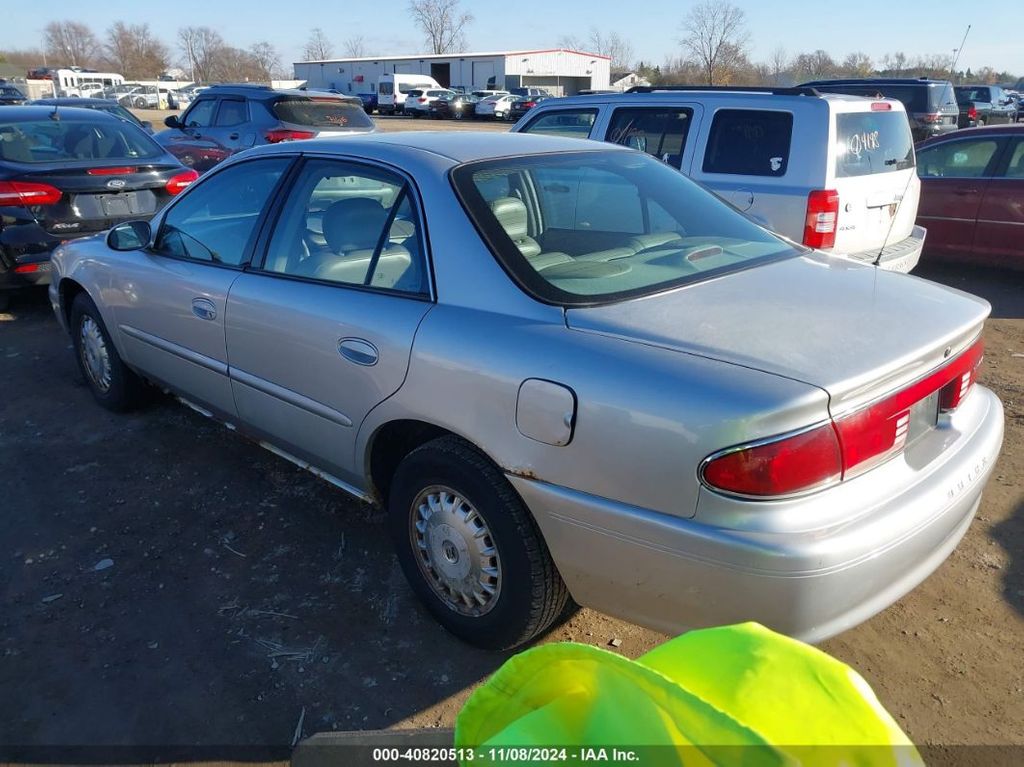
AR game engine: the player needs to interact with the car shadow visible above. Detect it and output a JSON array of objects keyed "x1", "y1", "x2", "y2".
[
  {"x1": 914, "y1": 263, "x2": 1024, "y2": 320},
  {"x1": 992, "y1": 499, "x2": 1024, "y2": 620},
  {"x1": 0, "y1": 289, "x2": 533, "y2": 763}
]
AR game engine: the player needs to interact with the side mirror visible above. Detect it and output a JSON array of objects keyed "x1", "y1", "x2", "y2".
[
  {"x1": 164, "y1": 115, "x2": 181, "y2": 129},
  {"x1": 107, "y1": 220, "x2": 152, "y2": 252},
  {"x1": 141, "y1": 120, "x2": 153, "y2": 133}
]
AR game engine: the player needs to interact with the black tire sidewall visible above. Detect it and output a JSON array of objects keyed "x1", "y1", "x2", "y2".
[
  {"x1": 70, "y1": 293, "x2": 139, "y2": 411},
  {"x1": 389, "y1": 441, "x2": 553, "y2": 650}
]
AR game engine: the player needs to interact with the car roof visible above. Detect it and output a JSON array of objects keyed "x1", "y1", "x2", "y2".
[
  {"x1": 261, "y1": 130, "x2": 629, "y2": 164},
  {"x1": 0, "y1": 105, "x2": 124, "y2": 122},
  {"x1": 31, "y1": 98, "x2": 120, "y2": 106},
  {"x1": 531, "y1": 89, "x2": 884, "y2": 108},
  {"x1": 198, "y1": 84, "x2": 361, "y2": 102},
  {"x1": 803, "y1": 78, "x2": 951, "y2": 86},
  {"x1": 918, "y1": 123, "x2": 1024, "y2": 146}
]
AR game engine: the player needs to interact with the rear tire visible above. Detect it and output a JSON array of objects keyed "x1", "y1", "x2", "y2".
[
  {"x1": 70, "y1": 293, "x2": 146, "y2": 412},
  {"x1": 388, "y1": 436, "x2": 568, "y2": 651}
]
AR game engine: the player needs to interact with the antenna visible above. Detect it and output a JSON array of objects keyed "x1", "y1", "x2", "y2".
[
  {"x1": 949, "y1": 25, "x2": 971, "y2": 80},
  {"x1": 49, "y1": 103, "x2": 60, "y2": 121}
]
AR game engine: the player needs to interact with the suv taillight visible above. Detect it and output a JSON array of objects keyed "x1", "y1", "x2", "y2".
[
  {"x1": 165, "y1": 169, "x2": 199, "y2": 195},
  {"x1": 0, "y1": 180, "x2": 62, "y2": 206},
  {"x1": 265, "y1": 129, "x2": 315, "y2": 143},
  {"x1": 702, "y1": 339, "x2": 985, "y2": 497},
  {"x1": 803, "y1": 190, "x2": 839, "y2": 249},
  {"x1": 967, "y1": 105, "x2": 978, "y2": 121},
  {"x1": 921, "y1": 113, "x2": 943, "y2": 123}
]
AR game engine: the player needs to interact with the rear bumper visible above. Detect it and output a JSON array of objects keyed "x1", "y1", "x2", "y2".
[
  {"x1": 844, "y1": 224, "x2": 925, "y2": 274},
  {"x1": 511, "y1": 385, "x2": 1003, "y2": 643}
]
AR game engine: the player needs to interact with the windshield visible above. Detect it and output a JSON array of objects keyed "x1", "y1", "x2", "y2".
[
  {"x1": 0, "y1": 117, "x2": 162, "y2": 163},
  {"x1": 834, "y1": 111, "x2": 915, "y2": 177},
  {"x1": 452, "y1": 151, "x2": 798, "y2": 305},
  {"x1": 272, "y1": 98, "x2": 373, "y2": 129}
]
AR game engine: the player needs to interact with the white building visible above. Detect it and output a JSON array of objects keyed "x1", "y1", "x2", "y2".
[{"x1": 294, "y1": 49, "x2": 611, "y2": 97}]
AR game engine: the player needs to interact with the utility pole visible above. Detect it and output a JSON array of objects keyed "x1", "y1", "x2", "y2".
[{"x1": 949, "y1": 25, "x2": 971, "y2": 82}]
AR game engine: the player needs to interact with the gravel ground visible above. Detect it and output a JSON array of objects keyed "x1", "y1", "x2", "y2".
[{"x1": 0, "y1": 129, "x2": 1021, "y2": 762}]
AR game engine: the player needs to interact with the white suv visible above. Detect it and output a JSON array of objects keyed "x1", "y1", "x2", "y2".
[
  {"x1": 405, "y1": 88, "x2": 455, "y2": 118},
  {"x1": 512, "y1": 86, "x2": 925, "y2": 272}
]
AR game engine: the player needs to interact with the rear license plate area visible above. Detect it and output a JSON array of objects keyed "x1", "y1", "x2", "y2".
[
  {"x1": 906, "y1": 390, "x2": 940, "y2": 446},
  {"x1": 74, "y1": 190, "x2": 157, "y2": 220},
  {"x1": 100, "y1": 194, "x2": 132, "y2": 216}
]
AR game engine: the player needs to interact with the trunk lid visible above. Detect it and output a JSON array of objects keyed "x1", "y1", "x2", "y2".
[{"x1": 565, "y1": 254, "x2": 989, "y2": 413}]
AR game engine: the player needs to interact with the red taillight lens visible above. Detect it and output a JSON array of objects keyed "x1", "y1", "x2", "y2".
[
  {"x1": 803, "y1": 189, "x2": 839, "y2": 249},
  {"x1": 87, "y1": 167, "x2": 137, "y2": 176},
  {"x1": 13, "y1": 262, "x2": 42, "y2": 273},
  {"x1": 703, "y1": 339, "x2": 985, "y2": 497},
  {"x1": 264, "y1": 129, "x2": 315, "y2": 143},
  {"x1": 871, "y1": 101, "x2": 891, "y2": 111},
  {"x1": 921, "y1": 113, "x2": 943, "y2": 123},
  {"x1": 0, "y1": 180, "x2": 62, "y2": 206},
  {"x1": 165, "y1": 169, "x2": 199, "y2": 196},
  {"x1": 967, "y1": 105, "x2": 978, "y2": 121},
  {"x1": 418, "y1": 97, "x2": 427, "y2": 103},
  {"x1": 702, "y1": 423, "x2": 843, "y2": 497}
]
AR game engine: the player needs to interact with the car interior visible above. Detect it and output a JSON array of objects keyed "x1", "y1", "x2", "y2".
[{"x1": 471, "y1": 161, "x2": 786, "y2": 296}]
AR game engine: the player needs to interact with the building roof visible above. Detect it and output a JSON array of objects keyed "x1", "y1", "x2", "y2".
[{"x1": 295, "y1": 48, "x2": 612, "y2": 65}]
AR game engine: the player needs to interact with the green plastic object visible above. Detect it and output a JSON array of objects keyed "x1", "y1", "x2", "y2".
[{"x1": 456, "y1": 622, "x2": 923, "y2": 766}]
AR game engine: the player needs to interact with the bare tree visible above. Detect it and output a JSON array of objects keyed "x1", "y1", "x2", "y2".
[
  {"x1": 768, "y1": 46, "x2": 790, "y2": 85},
  {"x1": 104, "y1": 23, "x2": 169, "y2": 79},
  {"x1": 881, "y1": 51, "x2": 908, "y2": 75},
  {"x1": 792, "y1": 49, "x2": 838, "y2": 82},
  {"x1": 559, "y1": 29, "x2": 634, "y2": 71},
  {"x1": 249, "y1": 41, "x2": 281, "y2": 79},
  {"x1": 678, "y1": 1, "x2": 749, "y2": 85},
  {"x1": 302, "y1": 27, "x2": 333, "y2": 60},
  {"x1": 343, "y1": 35, "x2": 367, "y2": 58},
  {"x1": 408, "y1": 0, "x2": 473, "y2": 54},
  {"x1": 177, "y1": 26, "x2": 228, "y2": 83},
  {"x1": 43, "y1": 21, "x2": 99, "y2": 68},
  {"x1": 841, "y1": 51, "x2": 873, "y2": 78},
  {"x1": 0, "y1": 48, "x2": 47, "y2": 69}
]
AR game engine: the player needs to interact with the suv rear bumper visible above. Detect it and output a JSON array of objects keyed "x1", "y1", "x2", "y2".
[{"x1": 844, "y1": 224, "x2": 925, "y2": 273}]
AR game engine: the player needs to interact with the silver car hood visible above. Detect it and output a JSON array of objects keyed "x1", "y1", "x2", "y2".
[{"x1": 565, "y1": 255, "x2": 990, "y2": 413}]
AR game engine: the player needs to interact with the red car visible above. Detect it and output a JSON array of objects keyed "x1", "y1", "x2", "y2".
[{"x1": 916, "y1": 124, "x2": 1024, "y2": 269}]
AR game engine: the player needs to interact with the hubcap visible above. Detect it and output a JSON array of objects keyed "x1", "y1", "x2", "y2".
[
  {"x1": 410, "y1": 486, "x2": 501, "y2": 616},
  {"x1": 79, "y1": 316, "x2": 112, "y2": 393}
]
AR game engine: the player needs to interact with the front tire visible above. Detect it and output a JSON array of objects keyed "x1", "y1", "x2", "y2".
[
  {"x1": 388, "y1": 436, "x2": 568, "y2": 650},
  {"x1": 70, "y1": 293, "x2": 146, "y2": 412}
]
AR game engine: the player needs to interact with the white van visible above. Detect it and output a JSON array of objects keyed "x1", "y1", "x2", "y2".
[
  {"x1": 378, "y1": 74, "x2": 442, "y2": 115},
  {"x1": 513, "y1": 86, "x2": 926, "y2": 272}
]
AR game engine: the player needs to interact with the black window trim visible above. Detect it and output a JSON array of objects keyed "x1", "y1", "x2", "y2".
[
  {"x1": 148, "y1": 155, "x2": 298, "y2": 271},
  {"x1": 181, "y1": 96, "x2": 217, "y2": 128},
  {"x1": 700, "y1": 107, "x2": 795, "y2": 178},
  {"x1": 449, "y1": 150, "x2": 800, "y2": 309},
  {"x1": 246, "y1": 152, "x2": 436, "y2": 302}
]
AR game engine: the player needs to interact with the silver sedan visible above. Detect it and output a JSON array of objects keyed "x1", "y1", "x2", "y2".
[{"x1": 48, "y1": 132, "x2": 1004, "y2": 650}]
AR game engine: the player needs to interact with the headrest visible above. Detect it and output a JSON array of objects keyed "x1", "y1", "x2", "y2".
[
  {"x1": 322, "y1": 198, "x2": 389, "y2": 254},
  {"x1": 489, "y1": 196, "x2": 529, "y2": 240}
]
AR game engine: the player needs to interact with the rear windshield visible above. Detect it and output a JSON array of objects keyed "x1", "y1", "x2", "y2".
[
  {"x1": 1, "y1": 86, "x2": 25, "y2": 98},
  {"x1": 955, "y1": 86, "x2": 993, "y2": 103},
  {"x1": 272, "y1": 98, "x2": 373, "y2": 129},
  {"x1": 452, "y1": 150, "x2": 797, "y2": 306},
  {"x1": 835, "y1": 111, "x2": 915, "y2": 177},
  {"x1": 0, "y1": 118, "x2": 161, "y2": 163}
]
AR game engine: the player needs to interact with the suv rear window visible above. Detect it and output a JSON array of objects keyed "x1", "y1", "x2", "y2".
[
  {"x1": 835, "y1": 112, "x2": 915, "y2": 177},
  {"x1": 955, "y1": 86, "x2": 993, "y2": 104},
  {"x1": 816, "y1": 83, "x2": 957, "y2": 113},
  {"x1": 272, "y1": 98, "x2": 373, "y2": 129},
  {"x1": 702, "y1": 109, "x2": 793, "y2": 177}
]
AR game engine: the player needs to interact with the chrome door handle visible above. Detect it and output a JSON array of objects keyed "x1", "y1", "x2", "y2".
[
  {"x1": 192, "y1": 298, "x2": 217, "y2": 320},
  {"x1": 338, "y1": 338, "x2": 378, "y2": 366}
]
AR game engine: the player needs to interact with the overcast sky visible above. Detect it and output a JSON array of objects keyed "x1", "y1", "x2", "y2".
[{"x1": 3, "y1": 0, "x2": 1020, "y2": 75}]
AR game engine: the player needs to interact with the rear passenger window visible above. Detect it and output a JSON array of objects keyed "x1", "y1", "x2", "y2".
[
  {"x1": 261, "y1": 159, "x2": 427, "y2": 295},
  {"x1": 607, "y1": 108, "x2": 692, "y2": 169},
  {"x1": 916, "y1": 139, "x2": 1001, "y2": 179},
  {"x1": 522, "y1": 109, "x2": 597, "y2": 138},
  {"x1": 702, "y1": 110, "x2": 793, "y2": 177},
  {"x1": 215, "y1": 99, "x2": 248, "y2": 127}
]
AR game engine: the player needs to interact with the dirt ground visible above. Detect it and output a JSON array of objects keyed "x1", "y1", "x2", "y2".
[{"x1": 0, "y1": 115, "x2": 1021, "y2": 761}]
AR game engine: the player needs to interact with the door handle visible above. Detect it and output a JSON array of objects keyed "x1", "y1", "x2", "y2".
[
  {"x1": 228, "y1": 132, "x2": 239, "y2": 140},
  {"x1": 192, "y1": 298, "x2": 217, "y2": 321},
  {"x1": 338, "y1": 338, "x2": 378, "y2": 366}
]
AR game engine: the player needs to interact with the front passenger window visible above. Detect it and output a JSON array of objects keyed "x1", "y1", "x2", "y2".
[
  {"x1": 155, "y1": 158, "x2": 290, "y2": 265},
  {"x1": 183, "y1": 99, "x2": 216, "y2": 128}
]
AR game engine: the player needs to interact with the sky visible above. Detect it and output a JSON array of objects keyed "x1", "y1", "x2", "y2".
[{"x1": 2, "y1": 0, "x2": 1021, "y2": 76}]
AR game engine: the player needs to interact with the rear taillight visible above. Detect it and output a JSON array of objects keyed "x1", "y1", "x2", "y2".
[
  {"x1": 264, "y1": 129, "x2": 315, "y2": 143},
  {"x1": 165, "y1": 169, "x2": 199, "y2": 196},
  {"x1": 418, "y1": 97, "x2": 427, "y2": 103},
  {"x1": 921, "y1": 113, "x2": 943, "y2": 123},
  {"x1": 87, "y1": 167, "x2": 137, "y2": 176},
  {"x1": 0, "y1": 180, "x2": 62, "y2": 206},
  {"x1": 802, "y1": 189, "x2": 839, "y2": 249},
  {"x1": 967, "y1": 105, "x2": 978, "y2": 121},
  {"x1": 871, "y1": 102, "x2": 891, "y2": 111},
  {"x1": 702, "y1": 339, "x2": 985, "y2": 498}
]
